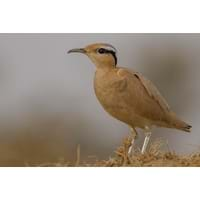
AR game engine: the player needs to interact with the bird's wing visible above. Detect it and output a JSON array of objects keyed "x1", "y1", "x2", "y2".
[
  {"x1": 134, "y1": 71, "x2": 170, "y2": 112},
  {"x1": 117, "y1": 68, "x2": 171, "y2": 116}
]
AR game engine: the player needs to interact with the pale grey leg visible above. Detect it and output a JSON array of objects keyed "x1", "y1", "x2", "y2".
[
  {"x1": 128, "y1": 127, "x2": 138, "y2": 155},
  {"x1": 141, "y1": 126, "x2": 152, "y2": 154}
]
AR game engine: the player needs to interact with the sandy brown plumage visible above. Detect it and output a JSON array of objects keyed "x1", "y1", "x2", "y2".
[
  {"x1": 94, "y1": 67, "x2": 191, "y2": 132},
  {"x1": 68, "y1": 42, "x2": 191, "y2": 153}
]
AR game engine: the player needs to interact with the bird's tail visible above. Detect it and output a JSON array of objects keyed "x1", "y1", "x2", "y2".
[
  {"x1": 176, "y1": 121, "x2": 192, "y2": 132},
  {"x1": 170, "y1": 112, "x2": 192, "y2": 133}
]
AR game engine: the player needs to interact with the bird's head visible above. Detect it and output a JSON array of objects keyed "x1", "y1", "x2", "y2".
[{"x1": 68, "y1": 43, "x2": 117, "y2": 68}]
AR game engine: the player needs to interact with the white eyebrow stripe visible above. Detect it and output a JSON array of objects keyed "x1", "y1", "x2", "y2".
[{"x1": 101, "y1": 43, "x2": 117, "y2": 53}]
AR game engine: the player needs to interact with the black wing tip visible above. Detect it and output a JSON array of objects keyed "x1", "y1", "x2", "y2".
[{"x1": 184, "y1": 124, "x2": 192, "y2": 132}]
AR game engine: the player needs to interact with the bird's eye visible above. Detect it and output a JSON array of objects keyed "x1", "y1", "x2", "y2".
[{"x1": 97, "y1": 48, "x2": 106, "y2": 54}]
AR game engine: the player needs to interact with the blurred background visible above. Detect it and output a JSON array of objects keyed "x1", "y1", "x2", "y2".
[{"x1": 0, "y1": 33, "x2": 198, "y2": 166}]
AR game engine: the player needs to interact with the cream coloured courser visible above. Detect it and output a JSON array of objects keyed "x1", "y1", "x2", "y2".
[{"x1": 68, "y1": 43, "x2": 192, "y2": 154}]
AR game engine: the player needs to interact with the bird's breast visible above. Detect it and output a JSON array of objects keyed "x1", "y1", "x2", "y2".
[
  {"x1": 94, "y1": 70, "x2": 133, "y2": 125},
  {"x1": 94, "y1": 70, "x2": 123, "y2": 107}
]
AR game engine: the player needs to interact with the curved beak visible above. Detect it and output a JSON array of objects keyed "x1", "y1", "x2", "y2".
[{"x1": 68, "y1": 48, "x2": 86, "y2": 54}]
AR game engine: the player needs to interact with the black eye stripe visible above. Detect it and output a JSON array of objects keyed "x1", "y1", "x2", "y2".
[
  {"x1": 98, "y1": 48, "x2": 107, "y2": 54},
  {"x1": 97, "y1": 48, "x2": 117, "y2": 66},
  {"x1": 97, "y1": 48, "x2": 115, "y2": 54},
  {"x1": 109, "y1": 50, "x2": 117, "y2": 66}
]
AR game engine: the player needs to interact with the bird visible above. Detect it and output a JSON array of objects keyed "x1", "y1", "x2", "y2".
[{"x1": 68, "y1": 43, "x2": 192, "y2": 154}]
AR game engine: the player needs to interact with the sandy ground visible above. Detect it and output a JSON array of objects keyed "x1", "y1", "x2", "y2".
[{"x1": 37, "y1": 137, "x2": 200, "y2": 167}]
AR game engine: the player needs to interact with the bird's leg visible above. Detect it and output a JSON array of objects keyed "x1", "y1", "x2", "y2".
[
  {"x1": 128, "y1": 127, "x2": 138, "y2": 155},
  {"x1": 141, "y1": 126, "x2": 152, "y2": 154}
]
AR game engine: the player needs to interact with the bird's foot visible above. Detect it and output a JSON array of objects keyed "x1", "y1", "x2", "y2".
[
  {"x1": 128, "y1": 138, "x2": 135, "y2": 155},
  {"x1": 127, "y1": 127, "x2": 138, "y2": 156},
  {"x1": 141, "y1": 127, "x2": 152, "y2": 154}
]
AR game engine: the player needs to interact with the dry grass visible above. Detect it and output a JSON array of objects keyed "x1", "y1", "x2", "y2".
[{"x1": 37, "y1": 136, "x2": 200, "y2": 167}]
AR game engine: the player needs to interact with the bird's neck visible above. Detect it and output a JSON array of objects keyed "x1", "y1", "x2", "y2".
[
  {"x1": 96, "y1": 64, "x2": 116, "y2": 71},
  {"x1": 95, "y1": 66, "x2": 118, "y2": 80}
]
